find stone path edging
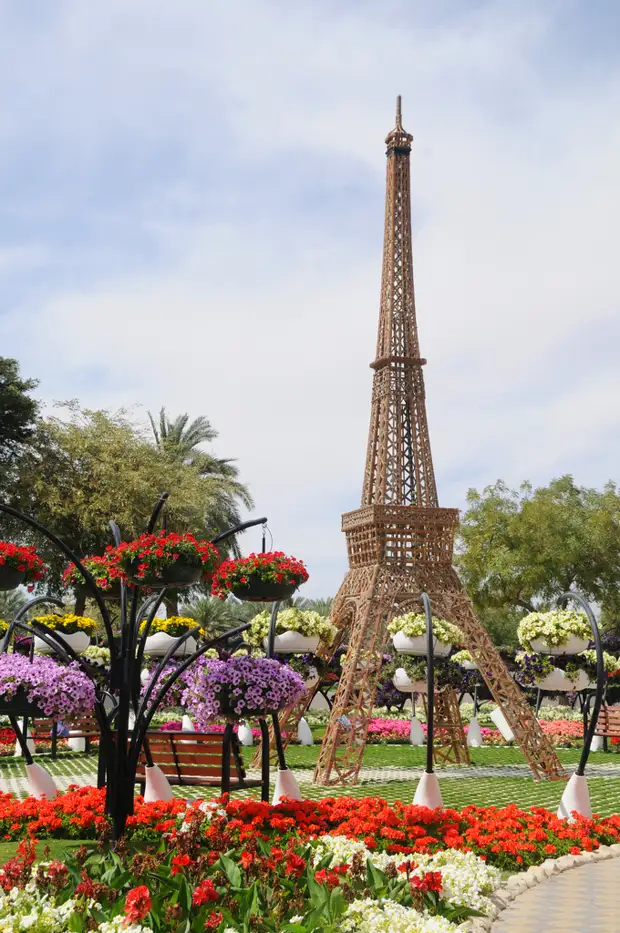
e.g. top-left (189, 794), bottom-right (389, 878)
top-left (457, 842), bottom-right (620, 932)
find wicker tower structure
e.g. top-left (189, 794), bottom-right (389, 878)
top-left (309, 98), bottom-right (565, 784)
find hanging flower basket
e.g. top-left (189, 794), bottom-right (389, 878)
top-left (0, 655), bottom-right (96, 719)
top-left (0, 543), bottom-right (46, 592)
top-left (388, 613), bottom-right (462, 657)
top-left (115, 533), bottom-right (220, 588)
top-left (452, 649), bottom-right (478, 671)
top-left (212, 552), bottom-right (309, 602)
top-left (393, 668), bottom-right (427, 694)
top-left (247, 607), bottom-right (336, 653)
top-left (32, 614), bottom-right (96, 656)
top-left (0, 686), bottom-right (48, 718)
top-left (139, 616), bottom-right (200, 657)
top-left (182, 655), bottom-right (306, 727)
top-left (62, 550), bottom-right (125, 601)
top-left (517, 610), bottom-right (591, 656)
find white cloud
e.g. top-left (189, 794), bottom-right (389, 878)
top-left (2, 1), bottom-right (620, 595)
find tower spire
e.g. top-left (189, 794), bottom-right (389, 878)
top-left (363, 96), bottom-right (437, 508)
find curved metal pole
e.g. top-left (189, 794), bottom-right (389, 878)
top-left (420, 592), bottom-right (434, 774)
top-left (264, 600), bottom-right (288, 770)
top-left (1, 595), bottom-right (65, 653)
top-left (210, 517), bottom-right (267, 547)
top-left (558, 591), bottom-right (605, 776)
top-left (146, 492), bottom-right (169, 534)
top-left (0, 502), bottom-right (115, 667)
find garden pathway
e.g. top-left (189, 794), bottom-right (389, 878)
top-left (491, 856), bottom-right (620, 932)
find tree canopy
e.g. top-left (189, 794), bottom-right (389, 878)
top-left (1, 403), bottom-right (253, 595)
top-left (0, 357), bottom-right (39, 468)
top-left (457, 475), bottom-right (620, 630)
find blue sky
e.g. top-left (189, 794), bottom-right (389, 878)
top-left (2, 1), bottom-right (620, 596)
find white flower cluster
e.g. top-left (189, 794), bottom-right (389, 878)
top-left (98, 918), bottom-right (151, 933)
top-left (177, 798), bottom-right (228, 833)
top-left (517, 610), bottom-right (590, 650)
top-left (387, 613), bottom-right (463, 645)
top-left (341, 898), bottom-right (458, 933)
top-left (0, 884), bottom-right (83, 933)
top-left (247, 608), bottom-right (337, 647)
top-left (311, 836), bottom-right (500, 915)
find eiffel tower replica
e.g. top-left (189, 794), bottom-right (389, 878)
top-left (257, 98), bottom-right (565, 785)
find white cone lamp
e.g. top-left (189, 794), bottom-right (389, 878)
top-left (413, 771), bottom-right (442, 809)
top-left (68, 732), bottom-right (86, 753)
top-left (409, 716), bottom-right (425, 746)
top-left (181, 714), bottom-right (195, 732)
top-left (490, 706), bottom-right (514, 742)
top-left (272, 768), bottom-right (302, 805)
top-left (14, 726), bottom-right (35, 758)
top-left (238, 722), bottom-right (254, 746)
top-left (557, 772), bottom-right (591, 821)
top-left (467, 717), bottom-right (483, 747)
top-left (590, 734), bottom-right (604, 752)
top-left (297, 717), bottom-right (314, 746)
top-left (26, 763), bottom-right (57, 799)
top-left (144, 765), bottom-right (174, 802)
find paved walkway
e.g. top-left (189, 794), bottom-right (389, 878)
top-left (492, 857), bottom-right (620, 932)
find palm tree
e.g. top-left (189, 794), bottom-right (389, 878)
top-left (182, 596), bottom-right (242, 638)
top-left (0, 589), bottom-right (27, 622)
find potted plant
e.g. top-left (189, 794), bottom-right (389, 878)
top-left (514, 652), bottom-right (587, 692)
top-left (387, 612), bottom-right (462, 657)
top-left (385, 656), bottom-right (461, 694)
top-left (82, 644), bottom-right (111, 670)
top-left (0, 542), bottom-right (46, 592)
top-left (115, 533), bottom-right (220, 588)
top-left (62, 549), bottom-right (125, 600)
top-left (32, 614), bottom-right (97, 655)
top-left (565, 651), bottom-right (618, 691)
top-left (139, 616), bottom-right (201, 657)
top-left (281, 655), bottom-right (320, 689)
top-left (211, 551), bottom-right (309, 602)
top-left (247, 607), bottom-right (337, 654)
top-left (0, 654), bottom-right (95, 719)
top-left (517, 609), bottom-right (591, 656)
top-left (452, 649), bottom-right (478, 671)
top-left (182, 655), bottom-right (306, 727)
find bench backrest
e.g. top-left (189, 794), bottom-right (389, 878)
top-left (30, 715), bottom-right (99, 737)
top-left (596, 707), bottom-right (620, 734)
top-left (138, 731), bottom-right (246, 783)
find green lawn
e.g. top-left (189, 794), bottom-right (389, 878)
top-left (3, 743), bottom-right (620, 816)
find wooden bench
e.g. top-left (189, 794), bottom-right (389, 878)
top-left (136, 730), bottom-right (263, 797)
top-left (30, 715), bottom-right (100, 759)
top-left (593, 706), bottom-right (620, 749)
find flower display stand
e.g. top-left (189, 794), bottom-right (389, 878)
top-left (297, 717), bottom-right (314, 746)
top-left (272, 768), bottom-right (302, 805)
top-left (467, 717), bottom-right (483, 748)
top-left (413, 771), bottom-right (442, 809)
top-left (409, 716), bottom-right (425, 746)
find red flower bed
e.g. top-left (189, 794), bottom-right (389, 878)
top-left (0, 542), bottom-right (46, 585)
top-left (1, 789), bottom-right (620, 871)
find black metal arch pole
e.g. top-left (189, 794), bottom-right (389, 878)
top-left (558, 591), bottom-right (605, 777)
top-left (420, 592), bottom-right (435, 774)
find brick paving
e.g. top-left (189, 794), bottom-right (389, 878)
top-left (492, 857), bottom-right (620, 932)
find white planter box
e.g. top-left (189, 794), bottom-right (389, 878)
top-left (263, 632), bottom-right (319, 655)
top-left (530, 635), bottom-right (589, 656)
top-left (144, 632), bottom-right (197, 657)
top-left (391, 631), bottom-right (451, 657)
top-left (392, 668), bottom-right (427, 694)
top-left (536, 667), bottom-right (589, 692)
top-left (35, 631), bottom-right (90, 655)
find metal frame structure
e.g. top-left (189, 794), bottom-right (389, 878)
top-left (0, 496), bottom-right (294, 838)
top-left (260, 98), bottom-right (565, 784)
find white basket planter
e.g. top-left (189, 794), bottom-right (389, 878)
top-left (536, 668), bottom-right (589, 692)
top-left (391, 631), bottom-right (451, 657)
top-left (461, 660), bottom-right (478, 671)
top-left (263, 633), bottom-right (319, 655)
top-left (34, 631), bottom-right (90, 655)
top-left (393, 668), bottom-right (427, 694)
top-left (530, 635), bottom-right (589, 657)
top-left (143, 632), bottom-right (197, 657)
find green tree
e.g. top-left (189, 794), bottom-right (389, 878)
top-left (0, 357), bottom-right (39, 469)
top-left (457, 475), bottom-right (620, 632)
top-left (1, 404), bottom-right (254, 608)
